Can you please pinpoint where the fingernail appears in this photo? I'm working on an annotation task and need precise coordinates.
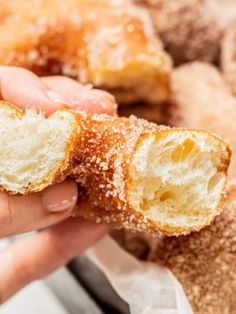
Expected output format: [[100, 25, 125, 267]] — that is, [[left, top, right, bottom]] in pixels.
[[85, 83, 93, 90], [73, 89, 117, 114], [42, 181, 78, 212], [91, 89, 116, 103], [47, 90, 68, 104]]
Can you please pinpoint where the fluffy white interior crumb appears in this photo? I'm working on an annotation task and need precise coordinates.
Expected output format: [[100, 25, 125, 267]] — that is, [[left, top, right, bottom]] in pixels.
[[128, 131, 226, 229], [0, 106, 75, 193]]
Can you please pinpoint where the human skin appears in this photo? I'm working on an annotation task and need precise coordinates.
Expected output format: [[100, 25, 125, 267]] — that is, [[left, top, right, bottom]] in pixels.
[[0, 66, 117, 303]]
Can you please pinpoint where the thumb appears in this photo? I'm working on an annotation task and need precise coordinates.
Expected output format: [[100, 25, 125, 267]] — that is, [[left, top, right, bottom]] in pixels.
[[0, 180, 78, 238]]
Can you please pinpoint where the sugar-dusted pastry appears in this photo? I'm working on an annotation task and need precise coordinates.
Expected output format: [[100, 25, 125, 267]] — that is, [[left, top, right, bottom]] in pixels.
[[118, 103, 166, 124], [150, 182, 236, 314], [112, 229, 152, 260], [168, 62, 236, 178], [0, 101, 231, 235], [221, 22, 236, 96], [0, 0, 171, 105], [136, 0, 236, 65]]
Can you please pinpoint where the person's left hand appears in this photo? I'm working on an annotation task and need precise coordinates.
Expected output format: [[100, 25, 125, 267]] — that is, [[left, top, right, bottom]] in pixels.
[[0, 66, 117, 303]]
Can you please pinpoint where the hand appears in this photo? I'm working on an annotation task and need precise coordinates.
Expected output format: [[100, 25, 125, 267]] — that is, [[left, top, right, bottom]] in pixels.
[[0, 66, 117, 303]]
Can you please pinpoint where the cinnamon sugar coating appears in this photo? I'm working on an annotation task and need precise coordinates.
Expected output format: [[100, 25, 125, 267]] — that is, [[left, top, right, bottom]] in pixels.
[[72, 110, 230, 235], [0, 101, 231, 235], [150, 183, 236, 314], [113, 183, 236, 313], [72, 112, 165, 233]]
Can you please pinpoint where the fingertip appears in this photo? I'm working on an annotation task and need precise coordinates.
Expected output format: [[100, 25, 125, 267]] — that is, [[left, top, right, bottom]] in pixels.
[[46, 90, 67, 104], [42, 76, 118, 115], [72, 89, 118, 115], [85, 89, 117, 115], [0, 66, 66, 115]]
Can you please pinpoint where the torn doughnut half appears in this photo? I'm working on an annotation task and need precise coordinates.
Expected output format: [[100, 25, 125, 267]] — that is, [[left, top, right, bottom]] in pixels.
[[0, 102, 79, 194], [0, 101, 231, 235]]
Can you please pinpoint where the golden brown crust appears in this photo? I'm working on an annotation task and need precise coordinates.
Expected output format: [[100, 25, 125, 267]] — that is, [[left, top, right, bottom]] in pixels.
[[72, 112, 162, 233], [0, 0, 171, 105], [149, 182, 236, 314], [0, 102, 231, 235], [167, 62, 236, 178], [72, 111, 230, 235]]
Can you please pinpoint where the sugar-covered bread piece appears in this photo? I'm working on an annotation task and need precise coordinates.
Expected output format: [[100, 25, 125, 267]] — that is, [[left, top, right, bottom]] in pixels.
[[150, 182, 236, 314], [0, 0, 171, 105], [168, 62, 236, 178], [72, 112, 230, 235], [0, 101, 231, 235]]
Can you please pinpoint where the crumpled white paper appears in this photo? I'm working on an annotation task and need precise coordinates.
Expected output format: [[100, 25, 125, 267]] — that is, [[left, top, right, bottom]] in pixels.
[[86, 236, 193, 314]]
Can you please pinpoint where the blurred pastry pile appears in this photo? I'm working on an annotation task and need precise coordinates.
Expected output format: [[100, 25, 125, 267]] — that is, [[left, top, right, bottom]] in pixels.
[[117, 2, 236, 313], [2, 0, 236, 313], [0, 0, 171, 106], [114, 182, 236, 313]]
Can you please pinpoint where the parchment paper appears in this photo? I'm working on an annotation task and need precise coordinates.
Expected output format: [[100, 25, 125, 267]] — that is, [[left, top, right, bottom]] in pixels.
[[86, 236, 193, 314]]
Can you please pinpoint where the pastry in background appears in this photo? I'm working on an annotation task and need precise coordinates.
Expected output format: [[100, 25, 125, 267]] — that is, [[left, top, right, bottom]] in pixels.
[[135, 0, 236, 65], [113, 60, 236, 313], [150, 182, 236, 314], [0, 0, 172, 105], [112, 229, 151, 260], [113, 182, 236, 313], [221, 22, 236, 96], [118, 103, 166, 124], [167, 61, 236, 178]]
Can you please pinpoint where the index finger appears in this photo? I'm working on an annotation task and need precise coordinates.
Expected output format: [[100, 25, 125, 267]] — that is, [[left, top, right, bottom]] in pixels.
[[0, 66, 65, 114], [42, 76, 117, 115]]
